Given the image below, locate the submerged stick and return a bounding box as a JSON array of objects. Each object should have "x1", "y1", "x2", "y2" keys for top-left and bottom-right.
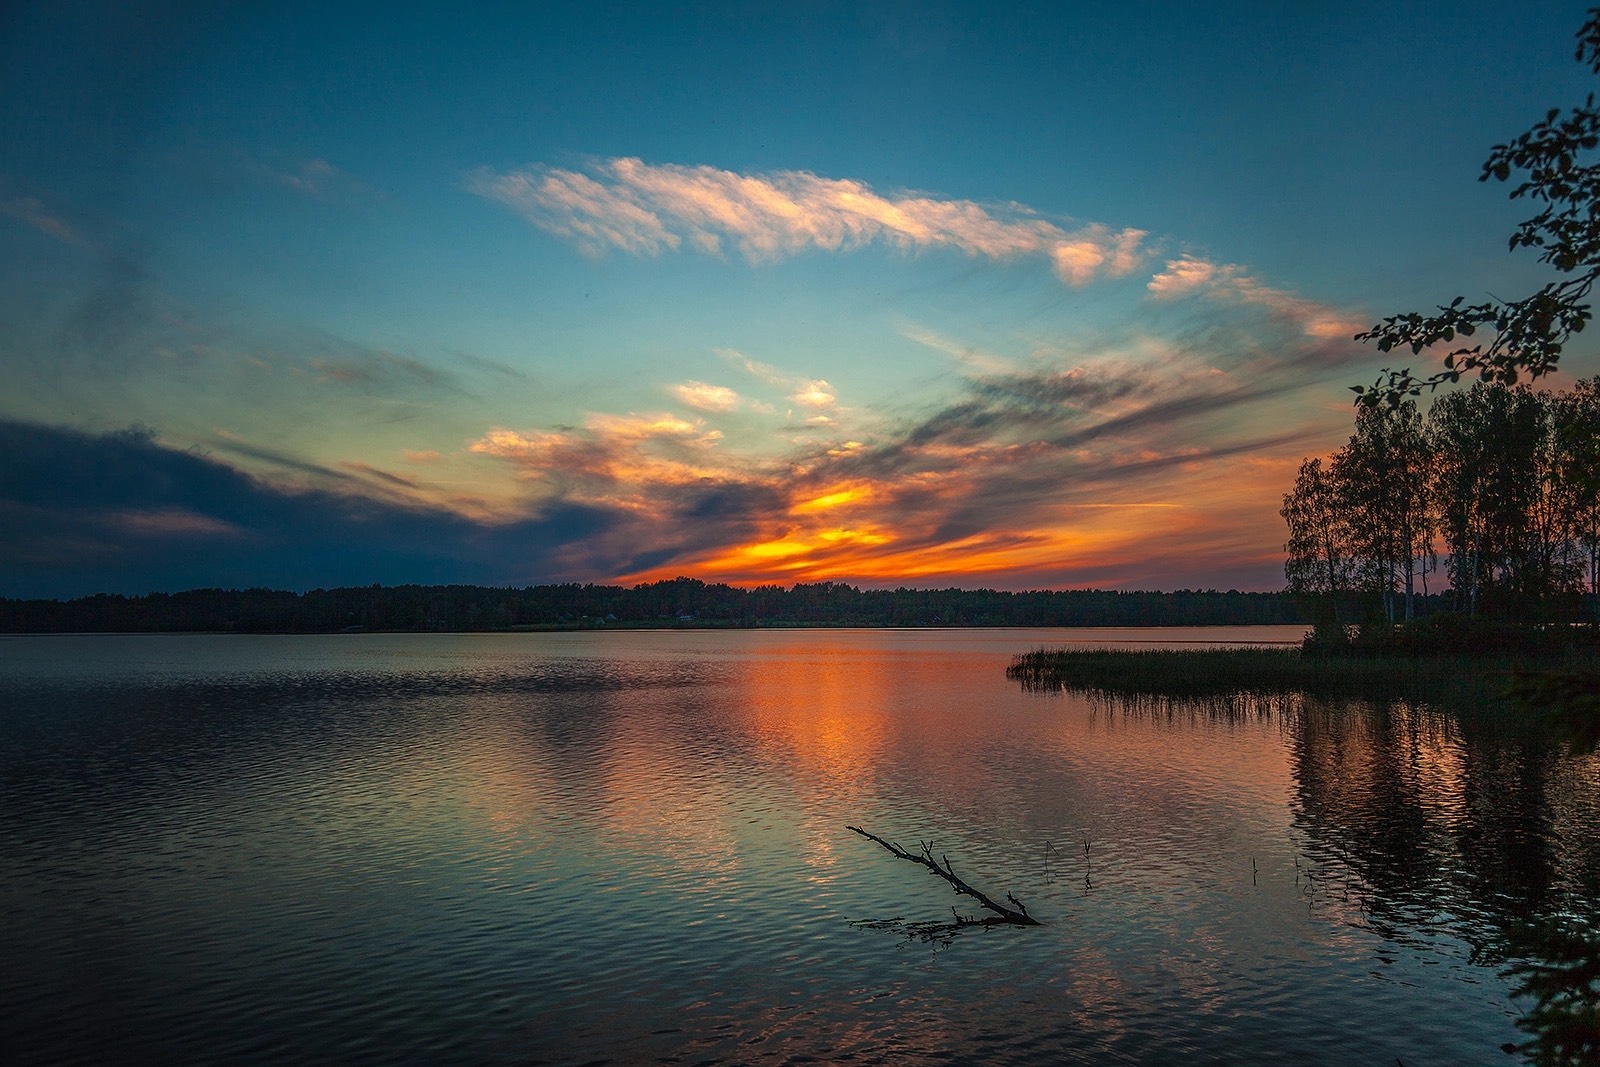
[{"x1": 847, "y1": 825, "x2": 1041, "y2": 926}]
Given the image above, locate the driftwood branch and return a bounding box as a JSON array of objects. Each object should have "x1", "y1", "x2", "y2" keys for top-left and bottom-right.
[{"x1": 847, "y1": 825, "x2": 1041, "y2": 927}]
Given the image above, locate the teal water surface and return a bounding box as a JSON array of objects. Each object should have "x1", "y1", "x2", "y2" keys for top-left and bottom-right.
[{"x1": 2, "y1": 628, "x2": 1595, "y2": 1065}]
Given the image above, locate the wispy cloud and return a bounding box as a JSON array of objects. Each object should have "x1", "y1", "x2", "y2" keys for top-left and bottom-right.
[
  {"x1": 467, "y1": 158, "x2": 1368, "y2": 346},
  {"x1": 450, "y1": 350, "x2": 530, "y2": 382},
  {"x1": 899, "y1": 323, "x2": 1018, "y2": 374},
  {"x1": 1148, "y1": 254, "x2": 1362, "y2": 340},
  {"x1": 205, "y1": 431, "x2": 468, "y2": 513},
  {"x1": 278, "y1": 158, "x2": 343, "y2": 196},
  {"x1": 0, "y1": 194, "x2": 86, "y2": 247},
  {"x1": 585, "y1": 412, "x2": 720, "y2": 442},
  {"x1": 462, "y1": 330, "x2": 1344, "y2": 590},
  {"x1": 717, "y1": 347, "x2": 789, "y2": 386},
  {"x1": 467, "y1": 157, "x2": 1149, "y2": 285},
  {"x1": 466, "y1": 417, "x2": 783, "y2": 573},
  {"x1": 669, "y1": 380, "x2": 740, "y2": 412},
  {"x1": 3, "y1": 328, "x2": 1339, "y2": 595},
  {"x1": 302, "y1": 348, "x2": 453, "y2": 393},
  {"x1": 468, "y1": 412, "x2": 729, "y2": 501},
  {"x1": 711, "y1": 348, "x2": 850, "y2": 426},
  {"x1": 1051, "y1": 226, "x2": 1145, "y2": 284},
  {"x1": 233, "y1": 153, "x2": 375, "y2": 205},
  {"x1": 114, "y1": 507, "x2": 242, "y2": 539}
]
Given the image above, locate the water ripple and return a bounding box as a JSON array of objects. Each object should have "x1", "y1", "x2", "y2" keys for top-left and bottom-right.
[{"x1": 1, "y1": 631, "x2": 1589, "y2": 1065}]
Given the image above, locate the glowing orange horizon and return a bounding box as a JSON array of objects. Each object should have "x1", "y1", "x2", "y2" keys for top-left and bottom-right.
[{"x1": 608, "y1": 443, "x2": 1301, "y2": 589}]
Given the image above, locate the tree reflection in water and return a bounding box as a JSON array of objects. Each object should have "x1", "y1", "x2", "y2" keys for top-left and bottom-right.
[{"x1": 1069, "y1": 689, "x2": 1598, "y2": 1064}]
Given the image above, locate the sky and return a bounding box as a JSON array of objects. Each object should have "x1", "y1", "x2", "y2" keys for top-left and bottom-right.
[{"x1": 4, "y1": 0, "x2": 1599, "y2": 599}]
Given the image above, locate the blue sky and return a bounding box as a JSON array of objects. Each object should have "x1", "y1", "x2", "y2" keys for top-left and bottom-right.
[{"x1": 3, "y1": 1, "x2": 1597, "y2": 598}]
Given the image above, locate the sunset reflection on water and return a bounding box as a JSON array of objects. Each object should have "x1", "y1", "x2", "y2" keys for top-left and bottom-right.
[{"x1": 2, "y1": 628, "x2": 1590, "y2": 1065}]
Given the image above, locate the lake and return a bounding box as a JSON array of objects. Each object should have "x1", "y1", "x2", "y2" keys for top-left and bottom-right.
[{"x1": 2, "y1": 627, "x2": 1596, "y2": 1065}]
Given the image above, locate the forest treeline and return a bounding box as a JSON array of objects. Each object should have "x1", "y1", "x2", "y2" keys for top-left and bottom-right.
[
  {"x1": 0, "y1": 579, "x2": 1307, "y2": 634},
  {"x1": 1282, "y1": 377, "x2": 1600, "y2": 626}
]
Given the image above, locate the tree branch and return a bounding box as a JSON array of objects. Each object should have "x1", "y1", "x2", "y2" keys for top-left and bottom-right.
[
  {"x1": 1353, "y1": 9, "x2": 1600, "y2": 405},
  {"x1": 847, "y1": 825, "x2": 1041, "y2": 926}
]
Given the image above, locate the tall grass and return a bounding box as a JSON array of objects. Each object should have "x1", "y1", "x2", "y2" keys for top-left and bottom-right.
[{"x1": 1005, "y1": 646, "x2": 1530, "y2": 710}]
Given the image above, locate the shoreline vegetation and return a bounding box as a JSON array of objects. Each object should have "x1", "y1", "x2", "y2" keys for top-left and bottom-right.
[
  {"x1": 1008, "y1": 646, "x2": 1515, "y2": 703},
  {"x1": 1009, "y1": 616, "x2": 1600, "y2": 748},
  {"x1": 0, "y1": 579, "x2": 1306, "y2": 634}
]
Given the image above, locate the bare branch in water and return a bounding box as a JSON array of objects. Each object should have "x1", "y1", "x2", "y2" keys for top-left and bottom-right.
[{"x1": 847, "y1": 825, "x2": 1041, "y2": 927}]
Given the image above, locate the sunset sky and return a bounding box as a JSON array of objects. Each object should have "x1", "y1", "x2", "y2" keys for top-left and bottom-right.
[{"x1": 4, "y1": 1, "x2": 1598, "y2": 598}]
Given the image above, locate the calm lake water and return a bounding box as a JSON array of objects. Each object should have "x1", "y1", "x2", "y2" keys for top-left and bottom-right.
[{"x1": 2, "y1": 627, "x2": 1597, "y2": 1065}]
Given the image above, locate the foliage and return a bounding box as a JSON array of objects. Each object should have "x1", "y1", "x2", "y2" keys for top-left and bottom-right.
[
  {"x1": 1281, "y1": 456, "x2": 1357, "y2": 606},
  {"x1": 1355, "y1": 9, "x2": 1600, "y2": 404},
  {"x1": 1284, "y1": 379, "x2": 1600, "y2": 621},
  {"x1": 1507, "y1": 668, "x2": 1600, "y2": 756},
  {"x1": 1339, "y1": 401, "x2": 1435, "y2": 621},
  {"x1": 1553, "y1": 377, "x2": 1600, "y2": 597},
  {"x1": 1008, "y1": 618, "x2": 1596, "y2": 723},
  {"x1": 1501, "y1": 919, "x2": 1600, "y2": 1066},
  {"x1": 1429, "y1": 383, "x2": 1576, "y2": 614},
  {"x1": 1283, "y1": 402, "x2": 1441, "y2": 623}
]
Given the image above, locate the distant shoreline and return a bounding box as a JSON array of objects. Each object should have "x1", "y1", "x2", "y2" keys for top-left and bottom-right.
[
  {"x1": 1, "y1": 580, "x2": 1312, "y2": 634},
  {"x1": 0, "y1": 621, "x2": 1311, "y2": 638}
]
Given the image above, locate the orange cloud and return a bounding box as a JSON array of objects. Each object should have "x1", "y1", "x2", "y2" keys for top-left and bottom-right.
[
  {"x1": 1051, "y1": 225, "x2": 1146, "y2": 285},
  {"x1": 607, "y1": 427, "x2": 1314, "y2": 590},
  {"x1": 1146, "y1": 254, "x2": 1218, "y2": 298},
  {"x1": 469, "y1": 420, "x2": 726, "y2": 498},
  {"x1": 1147, "y1": 255, "x2": 1363, "y2": 340},
  {"x1": 584, "y1": 411, "x2": 717, "y2": 442},
  {"x1": 462, "y1": 339, "x2": 1347, "y2": 592},
  {"x1": 468, "y1": 157, "x2": 1149, "y2": 285},
  {"x1": 670, "y1": 380, "x2": 740, "y2": 412},
  {"x1": 791, "y1": 379, "x2": 837, "y2": 409},
  {"x1": 115, "y1": 507, "x2": 241, "y2": 538},
  {"x1": 792, "y1": 484, "x2": 872, "y2": 513}
]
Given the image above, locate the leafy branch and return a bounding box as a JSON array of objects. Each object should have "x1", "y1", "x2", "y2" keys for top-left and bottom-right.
[{"x1": 1355, "y1": 9, "x2": 1600, "y2": 405}]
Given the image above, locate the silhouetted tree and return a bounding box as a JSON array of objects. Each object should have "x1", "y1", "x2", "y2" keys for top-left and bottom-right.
[
  {"x1": 1430, "y1": 383, "x2": 1580, "y2": 616},
  {"x1": 1282, "y1": 456, "x2": 1356, "y2": 617},
  {"x1": 1552, "y1": 377, "x2": 1600, "y2": 610},
  {"x1": 1340, "y1": 401, "x2": 1435, "y2": 621},
  {"x1": 1287, "y1": 380, "x2": 1597, "y2": 622},
  {"x1": 0, "y1": 581, "x2": 1309, "y2": 633}
]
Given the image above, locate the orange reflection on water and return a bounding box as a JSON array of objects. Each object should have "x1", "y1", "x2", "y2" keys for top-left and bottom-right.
[
  {"x1": 595, "y1": 711, "x2": 745, "y2": 880},
  {"x1": 733, "y1": 642, "x2": 894, "y2": 791}
]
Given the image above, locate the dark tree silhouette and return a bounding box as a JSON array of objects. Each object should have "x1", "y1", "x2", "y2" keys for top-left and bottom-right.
[
  {"x1": 1341, "y1": 402, "x2": 1435, "y2": 621},
  {"x1": 1281, "y1": 456, "x2": 1356, "y2": 611},
  {"x1": 1552, "y1": 377, "x2": 1600, "y2": 599},
  {"x1": 0, "y1": 582, "x2": 1309, "y2": 633},
  {"x1": 1283, "y1": 379, "x2": 1599, "y2": 622},
  {"x1": 1355, "y1": 8, "x2": 1600, "y2": 405}
]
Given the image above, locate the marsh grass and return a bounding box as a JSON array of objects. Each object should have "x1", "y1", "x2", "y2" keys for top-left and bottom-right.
[{"x1": 1006, "y1": 646, "x2": 1537, "y2": 712}]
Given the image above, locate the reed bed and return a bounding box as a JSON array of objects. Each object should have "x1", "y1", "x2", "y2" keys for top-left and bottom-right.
[{"x1": 1005, "y1": 647, "x2": 1520, "y2": 709}]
